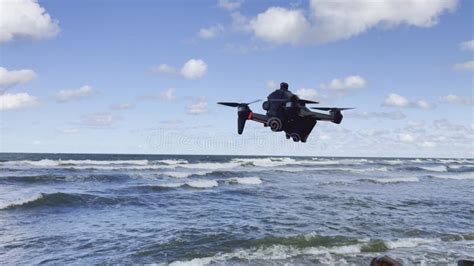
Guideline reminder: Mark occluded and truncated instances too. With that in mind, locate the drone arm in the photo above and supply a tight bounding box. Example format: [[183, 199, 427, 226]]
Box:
[[247, 112, 268, 124], [308, 110, 343, 124]]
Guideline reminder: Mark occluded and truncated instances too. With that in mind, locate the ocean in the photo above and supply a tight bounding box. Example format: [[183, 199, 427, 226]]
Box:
[[0, 153, 473, 265]]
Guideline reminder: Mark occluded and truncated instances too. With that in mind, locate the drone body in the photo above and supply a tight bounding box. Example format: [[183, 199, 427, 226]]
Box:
[[218, 82, 352, 143]]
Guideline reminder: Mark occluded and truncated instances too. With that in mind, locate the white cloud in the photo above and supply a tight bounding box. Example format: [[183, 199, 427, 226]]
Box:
[[419, 141, 436, 148], [56, 85, 95, 103], [198, 24, 224, 39], [80, 112, 119, 128], [149, 59, 208, 79], [0, 0, 60, 43], [415, 100, 434, 109], [148, 64, 177, 75], [320, 75, 367, 91], [266, 80, 277, 90], [160, 88, 176, 101], [57, 127, 80, 134], [187, 98, 208, 115], [351, 111, 406, 120], [249, 7, 310, 45], [383, 93, 434, 109], [296, 88, 319, 100], [180, 59, 208, 79], [460, 39, 474, 51], [453, 60, 474, 71], [218, 0, 242, 11], [110, 103, 134, 110], [242, 0, 456, 45], [0, 92, 39, 111], [440, 94, 473, 105], [399, 133, 415, 143], [0, 67, 37, 89]]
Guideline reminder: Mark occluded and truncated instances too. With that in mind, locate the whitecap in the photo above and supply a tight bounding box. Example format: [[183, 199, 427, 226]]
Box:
[[186, 180, 218, 188], [228, 177, 262, 185], [430, 173, 474, 180], [385, 238, 440, 249], [419, 165, 447, 172], [361, 177, 419, 183]]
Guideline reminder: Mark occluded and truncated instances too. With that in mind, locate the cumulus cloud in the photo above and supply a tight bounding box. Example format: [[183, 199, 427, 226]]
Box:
[[148, 64, 176, 75], [460, 39, 474, 51], [398, 133, 415, 143], [0, 92, 39, 111], [187, 98, 208, 115], [440, 94, 473, 105], [249, 7, 310, 45], [218, 0, 242, 11], [110, 103, 134, 110], [180, 59, 208, 79], [198, 24, 224, 39], [320, 75, 367, 91], [296, 88, 319, 100], [80, 112, 120, 128], [453, 60, 474, 71], [149, 59, 208, 79], [241, 0, 457, 45], [351, 111, 406, 120], [140, 88, 176, 101], [0, 67, 37, 89], [383, 93, 434, 109], [0, 0, 60, 43], [56, 85, 95, 103], [160, 88, 176, 101]]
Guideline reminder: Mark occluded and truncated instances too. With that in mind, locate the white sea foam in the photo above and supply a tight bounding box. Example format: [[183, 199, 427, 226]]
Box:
[[170, 237, 445, 265], [228, 177, 262, 185], [158, 182, 184, 188], [419, 165, 447, 172], [385, 238, 440, 249], [186, 180, 219, 188], [162, 171, 210, 178], [431, 173, 474, 180], [363, 177, 420, 183], [231, 157, 296, 167], [156, 159, 188, 165], [180, 162, 241, 170]]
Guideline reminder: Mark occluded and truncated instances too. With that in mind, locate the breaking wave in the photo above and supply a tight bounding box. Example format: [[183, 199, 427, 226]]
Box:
[[428, 173, 474, 180], [1, 192, 143, 210], [357, 177, 420, 184], [169, 234, 451, 265], [227, 177, 262, 185]]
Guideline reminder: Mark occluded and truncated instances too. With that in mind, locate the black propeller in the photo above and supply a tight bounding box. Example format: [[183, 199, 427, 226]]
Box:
[[217, 100, 261, 134], [311, 107, 355, 111], [217, 99, 261, 107], [268, 98, 319, 104]]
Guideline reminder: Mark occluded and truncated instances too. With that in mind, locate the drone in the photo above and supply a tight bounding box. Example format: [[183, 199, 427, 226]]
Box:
[[218, 82, 353, 143]]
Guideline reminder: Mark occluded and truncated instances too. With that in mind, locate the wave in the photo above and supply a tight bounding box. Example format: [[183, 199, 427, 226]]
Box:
[[1, 159, 150, 167], [429, 173, 474, 180], [231, 157, 296, 167], [1, 192, 142, 210], [161, 171, 211, 178], [227, 177, 262, 185], [1, 174, 131, 183], [357, 177, 419, 184], [169, 235, 447, 265]]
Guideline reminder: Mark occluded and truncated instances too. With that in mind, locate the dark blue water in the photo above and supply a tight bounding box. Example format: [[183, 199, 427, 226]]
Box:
[[0, 153, 473, 264]]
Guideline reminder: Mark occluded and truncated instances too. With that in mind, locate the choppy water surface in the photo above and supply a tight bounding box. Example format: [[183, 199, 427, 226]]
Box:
[[0, 153, 473, 264]]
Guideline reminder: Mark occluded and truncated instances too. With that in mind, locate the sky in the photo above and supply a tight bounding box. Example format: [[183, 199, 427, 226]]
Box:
[[0, 0, 473, 158]]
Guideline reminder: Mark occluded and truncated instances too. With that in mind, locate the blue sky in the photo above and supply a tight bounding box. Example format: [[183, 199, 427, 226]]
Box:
[[0, 0, 473, 157]]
